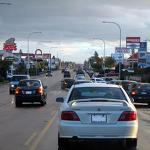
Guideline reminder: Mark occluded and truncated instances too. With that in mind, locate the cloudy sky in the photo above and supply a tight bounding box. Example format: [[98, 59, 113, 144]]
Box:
[[0, 0, 150, 63]]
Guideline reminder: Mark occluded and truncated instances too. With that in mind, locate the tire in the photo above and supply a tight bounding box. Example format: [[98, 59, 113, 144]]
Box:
[[58, 137, 69, 150], [15, 101, 22, 107], [148, 103, 150, 107], [126, 138, 137, 149], [41, 100, 46, 106], [9, 90, 12, 95]]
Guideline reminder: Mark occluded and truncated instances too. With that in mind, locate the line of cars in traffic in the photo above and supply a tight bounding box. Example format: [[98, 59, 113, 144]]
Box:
[[57, 69, 150, 149], [9, 74, 47, 107], [61, 69, 150, 107]]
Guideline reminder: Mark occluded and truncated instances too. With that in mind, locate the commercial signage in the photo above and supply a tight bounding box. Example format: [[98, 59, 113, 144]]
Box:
[[3, 38, 17, 51], [115, 47, 130, 53], [111, 53, 123, 63], [139, 42, 147, 52], [126, 37, 140, 49]]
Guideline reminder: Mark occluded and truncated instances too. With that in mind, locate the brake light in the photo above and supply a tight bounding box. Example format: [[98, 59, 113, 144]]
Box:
[[131, 91, 137, 96], [118, 111, 137, 121], [36, 87, 44, 94], [15, 87, 22, 94], [61, 111, 80, 121]]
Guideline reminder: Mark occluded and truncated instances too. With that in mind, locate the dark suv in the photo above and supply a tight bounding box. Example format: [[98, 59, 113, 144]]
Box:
[[9, 75, 30, 94]]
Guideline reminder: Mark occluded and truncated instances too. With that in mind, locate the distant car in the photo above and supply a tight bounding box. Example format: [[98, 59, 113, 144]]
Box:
[[74, 74, 85, 81], [64, 70, 71, 78], [130, 83, 150, 106], [46, 70, 52, 77], [91, 77, 106, 83], [15, 79, 47, 107], [56, 83, 138, 149], [61, 78, 75, 89], [9, 74, 30, 94]]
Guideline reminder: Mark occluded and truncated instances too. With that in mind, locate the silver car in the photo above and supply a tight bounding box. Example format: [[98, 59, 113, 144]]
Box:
[[56, 83, 138, 149]]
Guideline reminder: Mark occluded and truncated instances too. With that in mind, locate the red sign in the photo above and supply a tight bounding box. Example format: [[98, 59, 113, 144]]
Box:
[[3, 43, 17, 51], [126, 37, 140, 43]]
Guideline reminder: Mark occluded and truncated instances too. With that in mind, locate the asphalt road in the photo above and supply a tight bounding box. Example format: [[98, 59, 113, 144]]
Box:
[[0, 70, 149, 150]]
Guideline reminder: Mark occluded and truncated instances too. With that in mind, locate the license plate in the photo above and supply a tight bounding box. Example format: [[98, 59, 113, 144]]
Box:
[[91, 114, 107, 123], [26, 91, 32, 94]]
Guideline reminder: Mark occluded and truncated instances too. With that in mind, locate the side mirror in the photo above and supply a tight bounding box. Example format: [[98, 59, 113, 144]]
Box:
[[56, 97, 64, 103]]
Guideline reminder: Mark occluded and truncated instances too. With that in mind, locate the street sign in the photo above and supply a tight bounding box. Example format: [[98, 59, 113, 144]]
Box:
[[115, 47, 130, 53]]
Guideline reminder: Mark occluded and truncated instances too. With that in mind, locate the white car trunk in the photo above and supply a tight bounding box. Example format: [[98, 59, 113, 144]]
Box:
[[70, 101, 131, 124]]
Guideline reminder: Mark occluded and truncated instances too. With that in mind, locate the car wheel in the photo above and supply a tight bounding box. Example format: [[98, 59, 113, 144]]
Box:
[[15, 101, 22, 107], [148, 103, 150, 107], [58, 137, 69, 150], [126, 138, 137, 149], [41, 100, 46, 106], [9, 90, 12, 95]]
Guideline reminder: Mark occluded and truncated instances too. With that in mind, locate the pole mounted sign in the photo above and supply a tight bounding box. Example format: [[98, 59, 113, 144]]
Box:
[[3, 38, 17, 51], [126, 37, 140, 49]]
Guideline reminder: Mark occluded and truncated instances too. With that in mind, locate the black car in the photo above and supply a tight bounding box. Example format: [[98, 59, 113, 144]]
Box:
[[63, 70, 71, 78], [15, 79, 47, 107], [130, 83, 150, 106], [61, 78, 75, 89]]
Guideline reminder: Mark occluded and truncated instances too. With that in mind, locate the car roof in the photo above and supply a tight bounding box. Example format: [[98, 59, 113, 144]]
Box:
[[74, 83, 120, 88], [12, 74, 29, 76]]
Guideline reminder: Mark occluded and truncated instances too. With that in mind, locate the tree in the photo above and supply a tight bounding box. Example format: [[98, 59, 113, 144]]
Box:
[[88, 51, 103, 72], [105, 57, 116, 68], [0, 60, 10, 79]]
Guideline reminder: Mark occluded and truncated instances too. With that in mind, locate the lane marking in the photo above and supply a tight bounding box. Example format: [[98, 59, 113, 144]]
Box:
[[24, 132, 37, 146], [29, 112, 57, 150]]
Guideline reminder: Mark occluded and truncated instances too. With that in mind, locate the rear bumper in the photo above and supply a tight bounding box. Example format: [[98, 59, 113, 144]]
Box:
[[15, 95, 44, 102], [59, 121, 138, 139], [132, 96, 150, 103]]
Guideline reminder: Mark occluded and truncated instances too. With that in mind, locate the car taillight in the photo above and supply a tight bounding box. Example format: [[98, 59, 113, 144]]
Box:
[[15, 87, 22, 94], [61, 111, 80, 121], [131, 91, 137, 96], [118, 111, 137, 121], [36, 87, 44, 94]]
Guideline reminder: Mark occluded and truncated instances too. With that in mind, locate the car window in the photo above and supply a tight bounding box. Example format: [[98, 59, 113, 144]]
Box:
[[68, 87, 126, 102], [19, 80, 40, 87]]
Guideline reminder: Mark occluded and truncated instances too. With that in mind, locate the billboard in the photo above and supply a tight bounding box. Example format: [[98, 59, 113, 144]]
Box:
[[115, 47, 130, 53], [126, 37, 140, 49]]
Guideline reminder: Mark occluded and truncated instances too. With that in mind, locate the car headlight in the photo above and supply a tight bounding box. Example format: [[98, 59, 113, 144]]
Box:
[[11, 85, 15, 88]]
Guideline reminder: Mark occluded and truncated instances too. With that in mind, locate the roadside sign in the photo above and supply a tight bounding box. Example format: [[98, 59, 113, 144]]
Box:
[[126, 37, 140, 49]]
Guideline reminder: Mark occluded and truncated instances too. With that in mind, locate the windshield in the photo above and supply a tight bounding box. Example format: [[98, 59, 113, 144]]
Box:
[[69, 87, 126, 102]]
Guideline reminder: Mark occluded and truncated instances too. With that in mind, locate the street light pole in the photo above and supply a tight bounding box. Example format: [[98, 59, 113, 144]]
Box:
[[27, 32, 42, 75], [102, 21, 122, 79]]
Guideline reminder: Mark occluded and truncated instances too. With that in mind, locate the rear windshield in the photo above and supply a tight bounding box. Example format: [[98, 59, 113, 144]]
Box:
[[12, 76, 29, 81], [18, 80, 40, 87], [138, 84, 150, 90], [68, 87, 126, 102]]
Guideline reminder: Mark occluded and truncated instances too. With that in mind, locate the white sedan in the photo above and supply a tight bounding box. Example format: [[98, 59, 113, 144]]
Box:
[[56, 83, 138, 149]]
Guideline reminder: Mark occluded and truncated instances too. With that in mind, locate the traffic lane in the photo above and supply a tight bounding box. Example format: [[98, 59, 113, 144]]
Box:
[[0, 75, 65, 150], [135, 104, 150, 150]]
